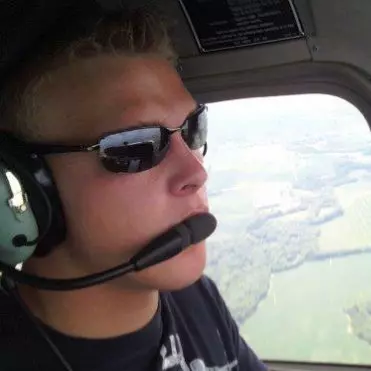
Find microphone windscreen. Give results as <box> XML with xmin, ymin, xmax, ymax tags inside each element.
<box><xmin>184</xmin><ymin>213</ymin><xmax>217</xmax><ymax>244</ymax></box>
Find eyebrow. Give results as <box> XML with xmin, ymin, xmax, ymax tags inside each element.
<box><xmin>135</xmin><ymin>103</ymin><xmax>200</xmax><ymax>128</ymax></box>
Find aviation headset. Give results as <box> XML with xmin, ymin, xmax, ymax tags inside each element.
<box><xmin>0</xmin><ymin>0</ymin><xmax>113</xmax><ymax>268</ymax></box>
<box><xmin>0</xmin><ymin>132</ymin><xmax>66</xmax><ymax>265</ymax></box>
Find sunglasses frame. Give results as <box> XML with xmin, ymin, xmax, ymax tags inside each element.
<box><xmin>22</xmin><ymin>104</ymin><xmax>208</xmax><ymax>173</ymax></box>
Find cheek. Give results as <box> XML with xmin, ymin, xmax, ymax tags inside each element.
<box><xmin>49</xmin><ymin>156</ymin><xmax>169</xmax><ymax>259</ymax></box>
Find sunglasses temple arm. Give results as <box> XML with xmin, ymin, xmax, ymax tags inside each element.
<box><xmin>25</xmin><ymin>144</ymin><xmax>99</xmax><ymax>155</ymax></box>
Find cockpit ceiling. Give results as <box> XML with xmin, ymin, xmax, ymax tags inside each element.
<box><xmin>97</xmin><ymin>0</ymin><xmax>371</xmax><ymax>81</ymax></box>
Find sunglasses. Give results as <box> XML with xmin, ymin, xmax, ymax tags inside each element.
<box><xmin>25</xmin><ymin>104</ymin><xmax>208</xmax><ymax>173</ymax></box>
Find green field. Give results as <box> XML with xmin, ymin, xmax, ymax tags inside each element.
<box><xmin>319</xmin><ymin>183</ymin><xmax>371</xmax><ymax>253</ymax></box>
<box><xmin>241</xmin><ymin>254</ymin><xmax>371</xmax><ymax>365</ymax></box>
<box><xmin>207</xmin><ymin>179</ymin><xmax>371</xmax><ymax>366</ymax></box>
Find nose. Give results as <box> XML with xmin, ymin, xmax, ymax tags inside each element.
<box><xmin>166</xmin><ymin>134</ymin><xmax>208</xmax><ymax>197</ymax></box>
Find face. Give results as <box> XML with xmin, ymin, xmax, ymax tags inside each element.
<box><xmin>30</xmin><ymin>55</ymin><xmax>210</xmax><ymax>291</ymax></box>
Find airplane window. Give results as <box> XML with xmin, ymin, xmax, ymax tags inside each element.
<box><xmin>205</xmin><ymin>94</ymin><xmax>371</xmax><ymax>365</ymax></box>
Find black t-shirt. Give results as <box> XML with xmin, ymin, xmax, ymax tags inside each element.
<box><xmin>0</xmin><ymin>275</ymin><xmax>267</xmax><ymax>371</ymax></box>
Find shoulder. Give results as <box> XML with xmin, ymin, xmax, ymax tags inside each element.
<box><xmin>0</xmin><ymin>288</ymin><xmax>38</xmax><ymax>369</ymax></box>
<box><xmin>0</xmin><ymin>288</ymin><xmax>22</xmax><ymax>332</ymax></box>
<box><xmin>164</xmin><ymin>276</ymin><xmax>268</xmax><ymax>371</ymax></box>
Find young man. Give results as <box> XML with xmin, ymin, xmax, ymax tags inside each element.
<box><xmin>0</xmin><ymin>3</ymin><xmax>268</xmax><ymax>371</ymax></box>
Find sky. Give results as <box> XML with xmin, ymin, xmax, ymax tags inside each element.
<box><xmin>206</xmin><ymin>93</ymin><xmax>369</xmax><ymax>138</ymax></box>
<box><xmin>204</xmin><ymin>93</ymin><xmax>371</xmax><ymax>160</ymax></box>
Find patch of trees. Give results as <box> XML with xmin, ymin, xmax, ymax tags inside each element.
<box><xmin>345</xmin><ymin>302</ymin><xmax>371</xmax><ymax>346</ymax></box>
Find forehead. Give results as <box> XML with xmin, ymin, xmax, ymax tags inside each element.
<box><xmin>32</xmin><ymin>55</ymin><xmax>196</xmax><ymax>142</ymax></box>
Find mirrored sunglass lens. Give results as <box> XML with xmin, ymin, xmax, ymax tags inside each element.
<box><xmin>99</xmin><ymin>127</ymin><xmax>169</xmax><ymax>173</ymax></box>
<box><xmin>100</xmin><ymin>128</ymin><xmax>167</xmax><ymax>154</ymax></box>
<box><xmin>181</xmin><ymin>107</ymin><xmax>208</xmax><ymax>150</ymax></box>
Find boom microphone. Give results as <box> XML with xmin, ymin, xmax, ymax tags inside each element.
<box><xmin>0</xmin><ymin>212</ymin><xmax>217</xmax><ymax>291</ymax></box>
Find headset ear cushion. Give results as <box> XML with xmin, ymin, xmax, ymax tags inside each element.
<box><xmin>0</xmin><ymin>133</ymin><xmax>66</xmax><ymax>258</ymax></box>
<box><xmin>0</xmin><ymin>165</ymin><xmax>38</xmax><ymax>265</ymax></box>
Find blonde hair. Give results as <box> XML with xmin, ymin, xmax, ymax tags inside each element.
<box><xmin>0</xmin><ymin>7</ymin><xmax>178</xmax><ymax>139</ymax></box>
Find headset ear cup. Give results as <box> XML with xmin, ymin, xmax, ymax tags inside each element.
<box><xmin>0</xmin><ymin>133</ymin><xmax>66</xmax><ymax>259</ymax></box>
<box><xmin>0</xmin><ymin>165</ymin><xmax>38</xmax><ymax>265</ymax></box>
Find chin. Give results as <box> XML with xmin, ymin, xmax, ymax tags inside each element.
<box><xmin>130</xmin><ymin>241</ymin><xmax>207</xmax><ymax>292</ymax></box>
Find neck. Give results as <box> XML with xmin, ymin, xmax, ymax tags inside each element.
<box><xmin>18</xmin><ymin>254</ymin><xmax>159</xmax><ymax>339</ymax></box>
<box><xmin>18</xmin><ymin>282</ymin><xmax>159</xmax><ymax>339</ymax></box>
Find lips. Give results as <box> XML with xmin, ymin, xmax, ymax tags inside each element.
<box><xmin>184</xmin><ymin>207</ymin><xmax>210</xmax><ymax>220</ymax></box>
<box><xmin>164</xmin><ymin>205</ymin><xmax>210</xmax><ymax>234</ymax></box>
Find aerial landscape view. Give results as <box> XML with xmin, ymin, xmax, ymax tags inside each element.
<box><xmin>204</xmin><ymin>94</ymin><xmax>371</xmax><ymax>365</ymax></box>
